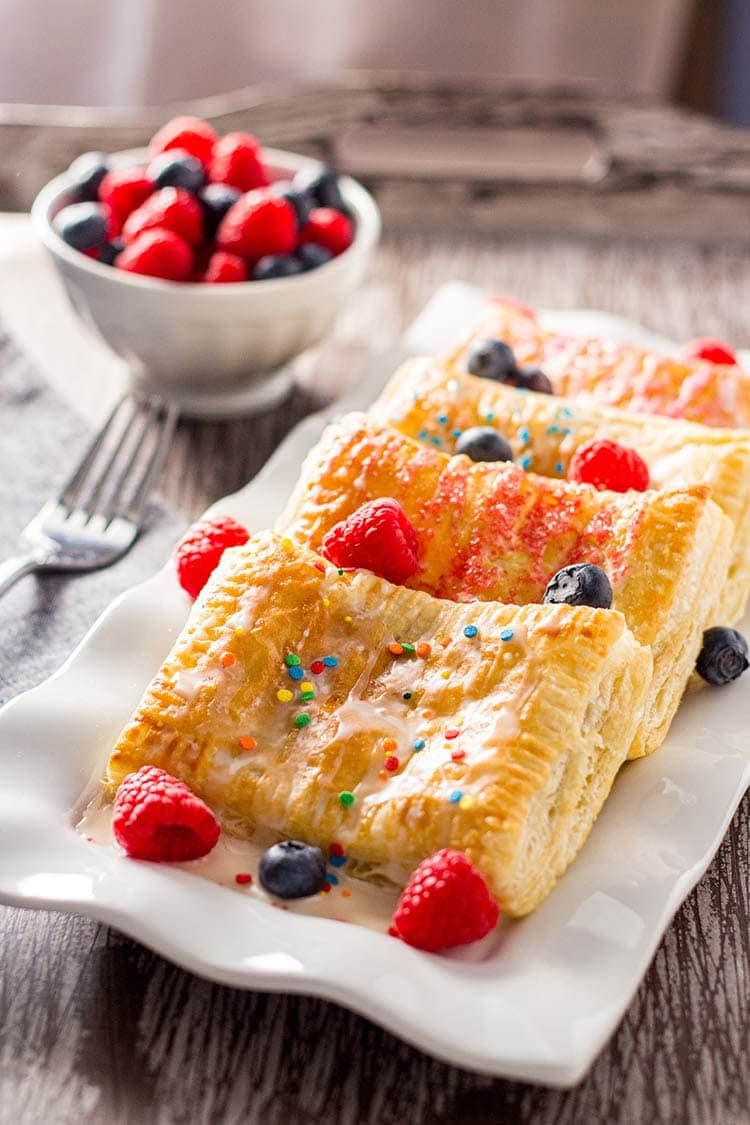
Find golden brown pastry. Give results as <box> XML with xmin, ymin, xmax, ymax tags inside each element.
<box><xmin>447</xmin><ymin>296</ymin><xmax>750</xmax><ymax>428</ymax></box>
<box><xmin>372</xmin><ymin>356</ymin><xmax>750</xmax><ymax>624</ymax></box>
<box><xmin>107</xmin><ymin>532</ymin><xmax>652</xmax><ymax>916</ymax></box>
<box><xmin>279</xmin><ymin>414</ymin><xmax>733</xmax><ymax>757</ymax></box>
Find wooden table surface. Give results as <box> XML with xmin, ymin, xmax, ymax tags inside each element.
<box><xmin>1</xmin><ymin>223</ymin><xmax>749</xmax><ymax>1124</ymax></box>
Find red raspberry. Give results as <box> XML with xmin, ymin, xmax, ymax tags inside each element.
<box><xmin>321</xmin><ymin>498</ymin><xmax>419</xmax><ymax>585</ymax></box>
<box><xmin>209</xmin><ymin>132</ymin><xmax>269</xmax><ymax>192</ymax></box>
<box><xmin>116</xmin><ymin>229</ymin><xmax>193</xmax><ymax>282</ymax></box>
<box><xmin>113</xmin><ymin>765</ymin><xmax>220</xmax><ymax>862</ymax></box>
<box><xmin>122</xmin><ymin>187</ymin><xmax>204</xmax><ymax>248</ymax></box>
<box><xmin>391</xmin><ymin>849</ymin><xmax>500</xmax><ymax>952</ymax></box>
<box><xmin>173</xmin><ymin>514</ymin><xmax>250</xmax><ymax>597</ymax></box>
<box><xmin>216</xmin><ymin>191</ymin><xmax>297</xmax><ymax>263</ymax></box>
<box><xmin>200</xmin><ymin>251</ymin><xmax>247</xmax><ymax>284</ymax></box>
<box><xmin>149</xmin><ymin>115</ymin><xmax>218</xmax><ymax>168</ymax></box>
<box><xmin>98</xmin><ymin>168</ymin><xmax>153</xmax><ymax>234</ymax></box>
<box><xmin>684</xmin><ymin>337</ymin><xmax>738</xmax><ymax>366</ymax></box>
<box><xmin>568</xmin><ymin>439</ymin><xmax>650</xmax><ymax>493</ymax></box>
<box><xmin>299</xmin><ymin>208</ymin><xmax>353</xmax><ymax>256</ymax></box>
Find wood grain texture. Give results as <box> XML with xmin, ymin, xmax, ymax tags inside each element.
<box><xmin>2</xmin><ymin>230</ymin><xmax>750</xmax><ymax>1124</ymax></box>
<box><xmin>4</xmin><ymin>78</ymin><xmax>750</xmax><ymax>239</ymax></box>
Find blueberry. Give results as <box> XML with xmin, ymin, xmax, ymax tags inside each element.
<box><xmin>543</xmin><ymin>564</ymin><xmax>612</xmax><ymax>609</ymax></box>
<box><xmin>696</xmin><ymin>626</ymin><xmax>749</xmax><ymax>685</ymax></box>
<box><xmin>270</xmin><ymin>180</ymin><xmax>313</xmax><ymax>228</ymax></box>
<box><xmin>296</xmin><ymin>242</ymin><xmax>333</xmax><ymax>271</ymax></box>
<box><xmin>99</xmin><ymin>238</ymin><xmax>124</xmax><ymax>266</ymax></box>
<box><xmin>52</xmin><ymin>202</ymin><xmax>108</xmax><ymax>251</ymax></box>
<box><xmin>292</xmin><ymin>165</ymin><xmax>345</xmax><ymax>211</ymax></box>
<box><xmin>466</xmin><ymin>337</ymin><xmax>517</xmax><ymax>382</ymax></box>
<box><xmin>258</xmin><ymin>840</ymin><xmax>327</xmax><ymax>899</ymax></box>
<box><xmin>513</xmin><ymin>367</ymin><xmax>554</xmax><ymax>395</ymax></box>
<box><xmin>454</xmin><ymin>426</ymin><xmax>513</xmax><ymax>463</ymax></box>
<box><xmin>148</xmin><ymin>149</ymin><xmax>205</xmax><ymax>192</ymax></box>
<box><xmin>199</xmin><ymin>183</ymin><xmax>241</xmax><ymax>237</ymax></box>
<box><xmin>252</xmin><ymin>254</ymin><xmax>304</xmax><ymax>281</ymax></box>
<box><xmin>67</xmin><ymin>151</ymin><xmax>109</xmax><ymax>201</ymax></box>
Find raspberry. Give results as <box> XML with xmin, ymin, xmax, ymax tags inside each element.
<box><xmin>173</xmin><ymin>514</ymin><xmax>250</xmax><ymax>597</ymax></box>
<box><xmin>200</xmin><ymin>251</ymin><xmax>247</xmax><ymax>284</ymax></box>
<box><xmin>116</xmin><ymin>229</ymin><xmax>193</xmax><ymax>282</ymax></box>
<box><xmin>149</xmin><ymin>115</ymin><xmax>218</xmax><ymax>169</ymax></box>
<box><xmin>113</xmin><ymin>765</ymin><xmax>220</xmax><ymax>862</ymax></box>
<box><xmin>209</xmin><ymin>132</ymin><xmax>269</xmax><ymax>192</ymax></box>
<box><xmin>299</xmin><ymin>208</ymin><xmax>353</xmax><ymax>256</ymax></box>
<box><xmin>122</xmin><ymin>187</ymin><xmax>204</xmax><ymax>248</ymax></box>
<box><xmin>98</xmin><ymin>168</ymin><xmax>153</xmax><ymax>234</ymax></box>
<box><xmin>391</xmin><ymin>849</ymin><xmax>499</xmax><ymax>952</ymax></box>
<box><xmin>216</xmin><ymin>191</ymin><xmax>297</xmax><ymax>263</ymax></box>
<box><xmin>684</xmin><ymin>337</ymin><xmax>738</xmax><ymax>366</ymax></box>
<box><xmin>568</xmin><ymin>439</ymin><xmax>650</xmax><ymax>493</ymax></box>
<box><xmin>321</xmin><ymin>498</ymin><xmax>419</xmax><ymax>585</ymax></box>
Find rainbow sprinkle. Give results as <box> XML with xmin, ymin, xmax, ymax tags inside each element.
<box><xmin>294</xmin><ymin>712</ymin><xmax>311</xmax><ymax>728</ymax></box>
<box><xmin>463</xmin><ymin>624</ymin><xmax>479</xmax><ymax>639</ymax></box>
<box><xmin>500</xmin><ymin>627</ymin><xmax>514</xmax><ymax>642</ymax></box>
<box><xmin>339</xmin><ymin>790</ymin><xmax>355</xmax><ymax>807</ymax></box>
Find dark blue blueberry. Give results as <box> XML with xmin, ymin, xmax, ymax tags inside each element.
<box><xmin>454</xmin><ymin>426</ymin><xmax>513</xmax><ymax>463</ymax></box>
<box><xmin>512</xmin><ymin>366</ymin><xmax>554</xmax><ymax>394</ymax></box>
<box><xmin>292</xmin><ymin>165</ymin><xmax>345</xmax><ymax>212</ymax></box>
<box><xmin>543</xmin><ymin>564</ymin><xmax>612</xmax><ymax>610</ymax></box>
<box><xmin>296</xmin><ymin>242</ymin><xmax>333</xmax><ymax>271</ymax></box>
<box><xmin>99</xmin><ymin>238</ymin><xmax>124</xmax><ymax>266</ymax></box>
<box><xmin>258</xmin><ymin>840</ymin><xmax>327</xmax><ymax>899</ymax></box>
<box><xmin>52</xmin><ymin>202</ymin><xmax>108</xmax><ymax>251</ymax></box>
<box><xmin>199</xmin><ymin>183</ymin><xmax>241</xmax><ymax>237</ymax></box>
<box><xmin>147</xmin><ymin>149</ymin><xmax>205</xmax><ymax>192</ymax></box>
<box><xmin>466</xmin><ymin>337</ymin><xmax>517</xmax><ymax>382</ymax></box>
<box><xmin>252</xmin><ymin>254</ymin><xmax>304</xmax><ymax>281</ymax></box>
<box><xmin>696</xmin><ymin>627</ymin><xmax>749</xmax><ymax>685</ymax></box>
<box><xmin>270</xmin><ymin>180</ymin><xmax>313</xmax><ymax>229</ymax></box>
<box><xmin>67</xmin><ymin>151</ymin><xmax>109</xmax><ymax>201</ymax></box>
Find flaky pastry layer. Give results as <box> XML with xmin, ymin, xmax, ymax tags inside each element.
<box><xmin>279</xmin><ymin>415</ymin><xmax>733</xmax><ymax>757</ymax></box>
<box><xmin>107</xmin><ymin>532</ymin><xmax>651</xmax><ymax>916</ymax></box>
<box><xmin>447</xmin><ymin>297</ymin><xmax>750</xmax><ymax>429</ymax></box>
<box><xmin>373</xmin><ymin>356</ymin><xmax>750</xmax><ymax>624</ymax></box>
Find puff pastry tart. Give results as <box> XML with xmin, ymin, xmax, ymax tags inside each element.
<box><xmin>278</xmin><ymin>414</ymin><xmax>733</xmax><ymax>758</ymax></box>
<box><xmin>107</xmin><ymin>531</ymin><xmax>651</xmax><ymax>916</ymax></box>
<box><xmin>448</xmin><ymin>296</ymin><xmax>750</xmax><ymax>428</ymax></box>
<box><xmin>373</xmin><ymin>357</ymin><xmax>750</xmax><ymax>625</ymax></box>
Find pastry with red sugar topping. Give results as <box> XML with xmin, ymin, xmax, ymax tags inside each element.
<box><xmin>568</xmin><ymin>439</ymin><xmax>650</xmax><ymax>493</ymax></box>
<box><xmin>321</xmin><ymin>497</ymin><xmax>420</xmax><ymax>585</ymax></box>
<box><xmin>450</xmin><ymin>296</ymin><xmax>750</xmax><ymax>428</ymax></box>
<box><xmin>391</xmin><ymin>849</ymin><xmax>500</xmax><ymax>951</ymax></box>
<box><xmin>113</xmin><ymin>765</ymin><xmax>220</xmax><ymax>862</ymax></box>
<box><xmin>173</xmin><ymin>514</ymin><xmax>250</xmax><ymax>598</ymax></box>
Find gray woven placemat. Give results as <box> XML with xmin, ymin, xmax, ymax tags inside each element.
<box><xmin>0</xmin><ymin>328</ymin><xmax>185</xmax><ymax>706</ymax></box>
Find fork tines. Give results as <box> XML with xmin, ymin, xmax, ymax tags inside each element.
<box><xmin>59</xmin><ymin>394</ymin><xmax>179</xmax><ymax>527</ymax></box>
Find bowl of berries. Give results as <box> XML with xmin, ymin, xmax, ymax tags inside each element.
<box><xmin>32</xmin><ymin>116</ymin><xmax>381</xmax><ymax>417</ymax></box>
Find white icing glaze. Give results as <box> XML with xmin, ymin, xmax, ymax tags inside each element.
<box><xmin>77</xmin><ymin>797</ymin><xmax>399</xmax><ymax>932</ymax></box>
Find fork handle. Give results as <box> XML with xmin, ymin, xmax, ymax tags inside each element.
<box><xmin>0</xmin><ymin>555</ymin><xmax>40</xmax><ymax>600</ymax></box>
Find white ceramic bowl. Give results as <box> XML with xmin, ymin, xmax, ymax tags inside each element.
<box><xmin>32</xmin><ymin>147</ymin><xmax>381</xmax><ymax>417</ymax></box>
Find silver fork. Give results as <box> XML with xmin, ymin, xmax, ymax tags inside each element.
<box><xmin>0</xmin><ymin>393</ymin><xmax>179</xmax><ymax>600</ymax></box>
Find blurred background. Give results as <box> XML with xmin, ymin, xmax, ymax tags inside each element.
<box><xmin>0</xmin><ymin>0</ymin><xmax>746</xmax><ymax>124</ymax></box>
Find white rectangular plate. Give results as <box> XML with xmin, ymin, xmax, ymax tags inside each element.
<box><xmin>1</xmin><ymin>283</ymin><xmax>748</xmax><ymax>1086</ymax></box>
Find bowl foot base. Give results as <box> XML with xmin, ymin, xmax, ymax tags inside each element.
<box><xmin>129</xmin><ymin>367</ymin><xmax>295</xmax><ymax>419</ymax></box>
